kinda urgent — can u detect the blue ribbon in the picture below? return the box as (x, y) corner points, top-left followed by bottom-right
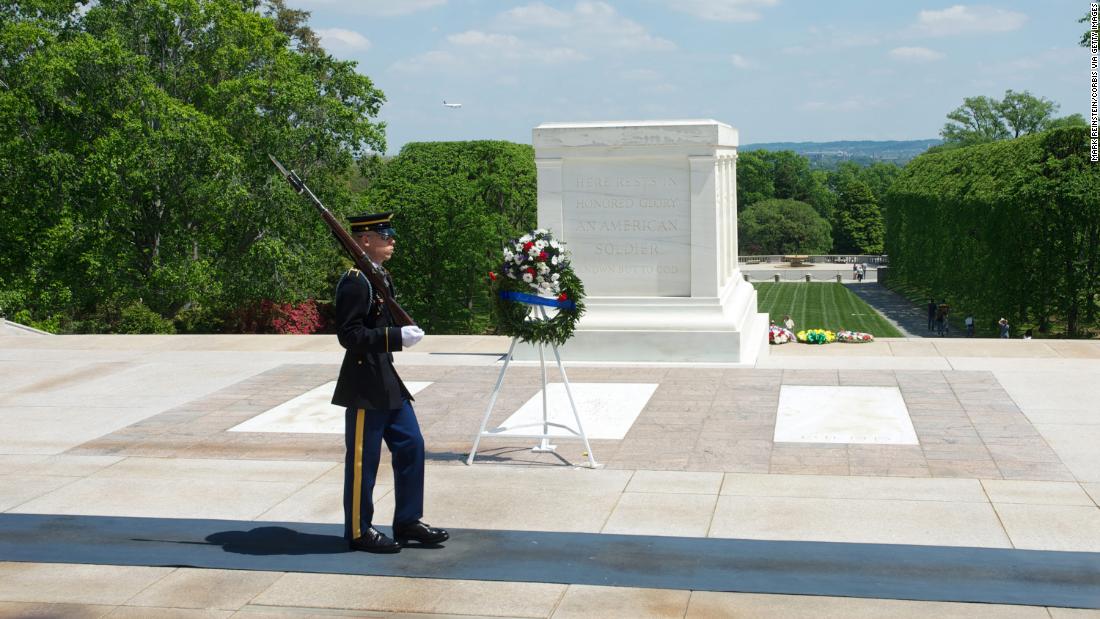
(499, 290), (576, 310)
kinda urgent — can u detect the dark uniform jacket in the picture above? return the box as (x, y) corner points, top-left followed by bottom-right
(331, 267), (413, 410)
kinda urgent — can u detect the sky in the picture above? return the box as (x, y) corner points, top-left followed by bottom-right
(288, 0), (1093, 153)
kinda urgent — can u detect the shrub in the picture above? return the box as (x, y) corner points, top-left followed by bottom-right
(117, 302), (176, 334)
(227, 299), (326, 334)
(884, 127), (1100, 336)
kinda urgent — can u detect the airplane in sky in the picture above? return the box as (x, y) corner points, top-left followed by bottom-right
(442, 100), (462, 108)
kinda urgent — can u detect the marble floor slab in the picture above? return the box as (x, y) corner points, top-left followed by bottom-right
(775, 385), (918, 445)
(228, 381), (432, 434)
(491, 383), (658, 440)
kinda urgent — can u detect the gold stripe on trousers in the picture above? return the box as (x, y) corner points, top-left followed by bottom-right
(352, 408), (365, 539)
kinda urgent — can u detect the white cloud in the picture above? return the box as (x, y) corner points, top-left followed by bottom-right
(730, 53), (755, 69)
(292, 0), (445, 16)
(913, 5), (1027, 37)
(664, 0), (779, 22)
(389, 50), (461, 74)
(390, 2), (671, 76)
(447, 30), (521, 48)
(316, 28), (371, 52)
(782, 27), (881, 55)
(495, 2), (676, 52)
(497, 3), (572, 28)
(390, 31), (585, 73)
(889, 46), (944, 62)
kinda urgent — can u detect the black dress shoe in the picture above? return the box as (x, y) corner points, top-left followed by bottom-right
(349, 527), (401, 553)
(392, 520), (449, 545)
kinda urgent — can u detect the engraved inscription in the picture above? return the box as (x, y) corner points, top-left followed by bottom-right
(563, 159), (690, 296)
(576, 220), (679, 233)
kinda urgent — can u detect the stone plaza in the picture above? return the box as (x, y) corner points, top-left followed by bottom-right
(0, 119), (1097, 618)
(1, 328), (1098, 618)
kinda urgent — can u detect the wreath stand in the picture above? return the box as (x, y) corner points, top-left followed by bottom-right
(466, 304), (599, 468)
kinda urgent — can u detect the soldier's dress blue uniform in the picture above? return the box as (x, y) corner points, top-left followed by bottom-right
(330, 212), (448, 551)
(331, 264), (424, 542)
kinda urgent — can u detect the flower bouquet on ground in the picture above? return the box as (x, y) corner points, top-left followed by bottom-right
(836, 329), (874, 343)
(796, 328), (836, 344)
(490, 229), (585, 347)
(769, 324), (795, 345)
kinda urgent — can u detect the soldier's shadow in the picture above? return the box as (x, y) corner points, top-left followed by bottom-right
(206, 526), (348, 556)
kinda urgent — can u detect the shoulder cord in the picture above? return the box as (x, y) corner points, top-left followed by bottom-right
(339, 269), (374, 312)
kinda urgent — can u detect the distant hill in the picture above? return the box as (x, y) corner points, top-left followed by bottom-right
(741, 139), (942, 167)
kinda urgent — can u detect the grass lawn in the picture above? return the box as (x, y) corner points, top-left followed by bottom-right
(753, 282), (904, 337)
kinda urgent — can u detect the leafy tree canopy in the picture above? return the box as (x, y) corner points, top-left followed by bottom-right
(364, 141), (537, 335)
(0, 0), (385, 332)
(738, 199), (832, 256)
(940, 90), (1072, 147)
(833, 179), (884, 254)
(737, 150), (833, 220)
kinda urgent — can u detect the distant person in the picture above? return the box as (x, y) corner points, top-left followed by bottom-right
(783, 314), (795, 331)
(998, 317), (1010, 339)
(853, 263), (859, 280)
(927, 299), (936, 331)
(964, 315), (975, 337)
(1023, 328), (1033, 340)
(936, 301), (950, 337)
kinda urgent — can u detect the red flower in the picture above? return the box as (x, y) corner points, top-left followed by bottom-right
(557, 293), (568, 301)
(489, 271), (497, 281)
(537, 251), (548, 261)
(526, 267), (536, 275)
(523, 241), (535, 251)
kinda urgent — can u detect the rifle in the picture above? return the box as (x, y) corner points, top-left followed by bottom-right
(268, 155), (416, 326)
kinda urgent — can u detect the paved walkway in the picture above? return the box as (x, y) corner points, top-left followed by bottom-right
(843, 283), (968, 338)
(1, 334), (1098, 617)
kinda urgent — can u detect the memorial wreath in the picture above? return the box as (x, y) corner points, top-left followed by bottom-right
(836, 329), (875, 343)
(490, 229), (586, 346)
(796, 328), (836, 344)
(768, 324), (795, 345)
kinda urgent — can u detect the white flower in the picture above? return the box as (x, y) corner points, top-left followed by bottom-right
(551, 273), (560, 280)
(519, 234), (532, 243)
(506, 272), (517, 279)
(503, 250), (514, 261)
(550, 255), (558, 265)
(534, 228), (548, 235)
(535, 240), (547, 249)
(522, 273), (533, 283)
(513, 255), (523, 264)
(549, 239), (560, 249)
(527, 247), (539, 257)
(538, 263), (549, 274)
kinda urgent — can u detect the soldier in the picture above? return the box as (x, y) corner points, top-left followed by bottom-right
(332, 211), (449, 553)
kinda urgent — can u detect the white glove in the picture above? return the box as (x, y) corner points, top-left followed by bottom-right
(401, 325), (425, 348)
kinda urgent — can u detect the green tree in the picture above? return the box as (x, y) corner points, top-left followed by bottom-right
(941, 95), (1010, 145)
(736, 150), (832, 220)
(1079, 10), (1094, 48)
(365, 141), (536, 334)
(1047, 113), (1089, 130)
(735, 150), (775, 209)
(833, 179), (884, 254)
(941, 90), (1063, 146)
(0, 0), (385, 332)
(738, 199), (832, 256)
(996, 89), (1059, 138)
